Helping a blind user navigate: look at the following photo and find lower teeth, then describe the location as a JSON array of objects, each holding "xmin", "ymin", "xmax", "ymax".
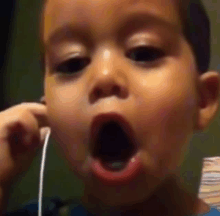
[{"xmin": 103, "ymin": 161, "xmax": 126, "ymax": 171}]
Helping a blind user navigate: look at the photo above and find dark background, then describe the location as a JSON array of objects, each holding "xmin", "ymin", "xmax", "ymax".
[
  {"xmin": 2, "ymin": 0, "xmax": 220, "ymax": 212},
  {"xmin": 0, "ymin": 1, "xmax": 16, "ymax": 110}
]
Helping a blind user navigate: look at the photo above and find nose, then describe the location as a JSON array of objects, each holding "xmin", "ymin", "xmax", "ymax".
[{"xmin": 89, "ymin": 49, "xmax": 128, "ymax": 104}]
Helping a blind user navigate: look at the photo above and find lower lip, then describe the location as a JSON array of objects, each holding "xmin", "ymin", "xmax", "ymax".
[{"xmin": 90, "ymin": 152, "xmax": 142, "ymax": 186}]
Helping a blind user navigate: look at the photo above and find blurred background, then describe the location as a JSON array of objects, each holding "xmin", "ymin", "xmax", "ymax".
[{"xmin": 1, "ymin": 0, "xmax": 220, "ymax": 212}]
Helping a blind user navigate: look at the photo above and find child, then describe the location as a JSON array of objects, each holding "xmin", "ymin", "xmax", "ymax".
[{"xmin": 2, "ymin": 0, "xmax": 220, "ymax": 215}]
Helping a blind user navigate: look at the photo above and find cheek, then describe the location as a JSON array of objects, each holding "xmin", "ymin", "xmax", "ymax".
[
  {"xmin": 46, "ymin": 84, "xmax": 90, "ymax": 162},
  {"xmin": 135, "ymin": 79, "xmax": 197, "ymax": 170},
  {"xmin": 50, "ymin": 115, "xmax": 87, "ymax": 161}
]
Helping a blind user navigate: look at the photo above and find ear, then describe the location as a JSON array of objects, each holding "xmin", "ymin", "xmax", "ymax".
[{"xmin": 195, "ymin": 71, "xmax": 220, "ymax": 131}]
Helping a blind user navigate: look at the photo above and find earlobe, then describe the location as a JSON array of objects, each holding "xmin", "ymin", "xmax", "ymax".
[{"xmin": 195, "ymin": 71, "xmax": 220, "ymax": 131}]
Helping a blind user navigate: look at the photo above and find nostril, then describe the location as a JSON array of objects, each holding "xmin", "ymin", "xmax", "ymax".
[
  {"xmin": 112, "ymin": 85, "xmax": 120, "ymax": 95},
  {"xmin": 95, "ymin": 88, "xmax": 102, "ymax": 98},
  {"xmin": 89, "ymin": 83, "xmax": 128, "ymax": 104},
  {"xmin": 94, "ymin": 85, "xmax": 120, "ymax": 98}
]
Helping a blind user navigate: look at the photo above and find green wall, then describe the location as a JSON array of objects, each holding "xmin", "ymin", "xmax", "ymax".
[{"xmin": 5, "ymin": 0, "xmax": 220, "ymax": 211}]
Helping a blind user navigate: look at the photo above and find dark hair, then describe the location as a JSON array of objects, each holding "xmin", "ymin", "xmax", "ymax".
[
  {"xmin": 179, "ymin": 0, "xmax": 210, "ymax": 73},
  {"xmin": 39, "ymin": 0, "xmax": 210, "ymax": 74}
]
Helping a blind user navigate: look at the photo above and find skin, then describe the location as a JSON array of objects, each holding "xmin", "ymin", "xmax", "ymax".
[{"xmin": 43, "ymin": 0, "xmax": 220, "ymax": 215}]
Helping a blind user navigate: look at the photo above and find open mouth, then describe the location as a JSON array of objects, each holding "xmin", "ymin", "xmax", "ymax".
[{"xmin": 91, "ymin": 120, "xmax": 137, "ymax": 171}]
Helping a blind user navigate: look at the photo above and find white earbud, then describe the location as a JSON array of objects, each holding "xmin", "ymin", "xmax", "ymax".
[{"xmin": 38, "ymin": 128, "xmax": 51, "ymax": 216}]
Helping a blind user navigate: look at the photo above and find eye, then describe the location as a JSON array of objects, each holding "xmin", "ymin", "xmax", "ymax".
[
  {"xmin": 55, "ymin": 57, "xmax": 90, "ymax": 74},
  {"xmin": 126, "ymin": 46, "xmax": 165, "ymax": 64}
]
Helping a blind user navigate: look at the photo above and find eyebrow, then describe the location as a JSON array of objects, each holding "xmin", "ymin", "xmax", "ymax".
[
  {"xmin": 45, "ymin": 24, "xmax": 93, "ymax": 49},
  {"xmin": 117, "ymin": 10, "xmax": 182, "ymax": 38},
  {"xmin": 45, "ymin": 10, "xmax": 182, "ymax": 49}
]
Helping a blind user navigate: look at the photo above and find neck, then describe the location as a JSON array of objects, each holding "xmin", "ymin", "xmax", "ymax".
[{"xmin": 81, "ymin": 175, "xmax": 210, "ymax": 216}]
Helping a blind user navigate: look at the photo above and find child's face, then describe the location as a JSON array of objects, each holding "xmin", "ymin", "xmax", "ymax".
[{"xmin": 43, "ymin": 0, "xmax": 213, "ymax": 207}]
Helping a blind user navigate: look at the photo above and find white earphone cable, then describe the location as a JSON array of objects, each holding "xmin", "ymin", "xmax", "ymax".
[{"xmin": 38, "ymin": 128, "xmax": 51, "ymax": 216}]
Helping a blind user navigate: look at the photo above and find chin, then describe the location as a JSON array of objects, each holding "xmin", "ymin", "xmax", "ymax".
[{"xmin": 86, "ymin": 175, "xmax": 159, "ymax": 208}]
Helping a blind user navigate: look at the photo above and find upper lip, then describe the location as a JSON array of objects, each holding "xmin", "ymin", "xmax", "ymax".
[{"xmin": 89, "ymin": 112, "xmax": 138, "ymax": 155}]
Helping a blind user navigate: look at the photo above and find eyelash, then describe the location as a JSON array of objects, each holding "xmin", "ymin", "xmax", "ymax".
[
  {"xmin": 126, "ymin": 46, "xmax": 165, "ymax": 65},
  {"xmin": 54, "ymin": 46, "xmax": 165, "ymax": 74},
  {"xmin": 55, "ymin": 57, "xmax": 90, "ymax": 75}
]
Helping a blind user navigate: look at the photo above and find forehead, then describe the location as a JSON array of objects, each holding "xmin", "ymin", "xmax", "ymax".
[{"xmin": 43, "ymin": 0, "xmax": 181, "ymax": 44}]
